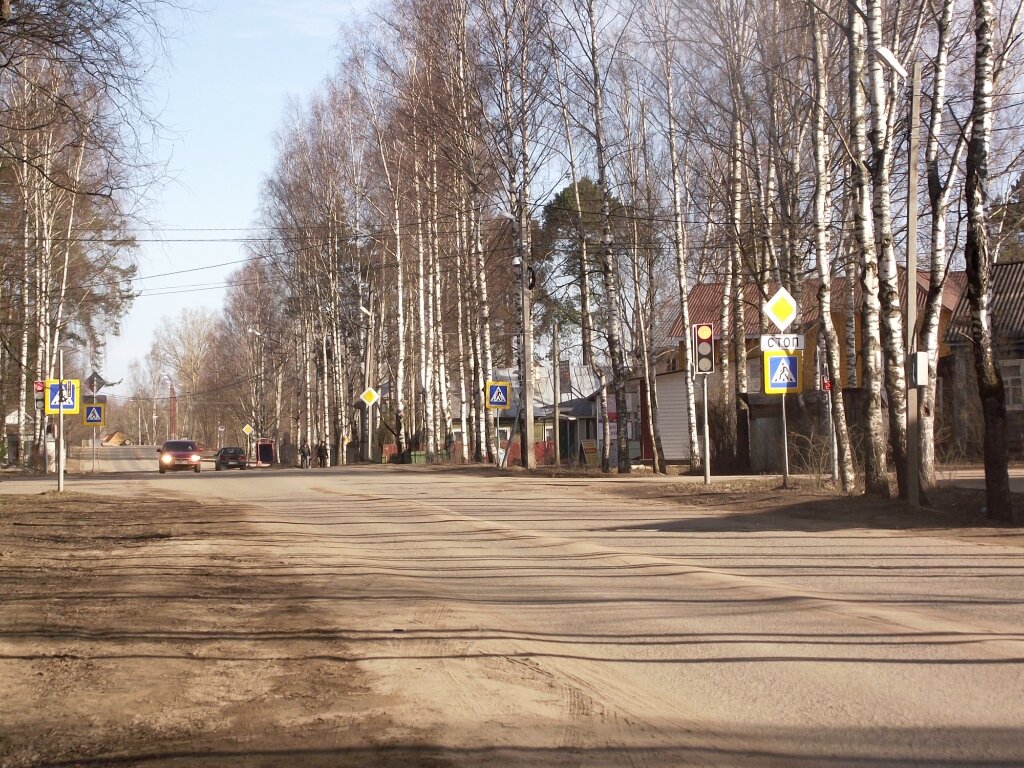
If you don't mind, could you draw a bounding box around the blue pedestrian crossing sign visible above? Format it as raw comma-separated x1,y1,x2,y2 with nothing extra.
486,380,511,410
44,378,80,415
83,403,105,427
763,352,803,395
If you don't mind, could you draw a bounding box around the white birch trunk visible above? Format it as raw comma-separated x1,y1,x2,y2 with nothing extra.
660,49,701,472
919,0,964,489
812,11,856,492
586,0,630,473
964,0,1014,521
866,0,909,497
850,0,890,495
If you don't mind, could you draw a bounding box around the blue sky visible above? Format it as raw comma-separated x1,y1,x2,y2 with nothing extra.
103,0,368,392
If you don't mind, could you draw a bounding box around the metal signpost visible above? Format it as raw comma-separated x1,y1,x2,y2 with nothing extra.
692,324,714,485
83,402,106,473
84,373,108,474
763,288,800,489
242,423,254,462
45,355,79,492
486,381,512,467
33,381,45,472
821,372,838,483
360,387,380,463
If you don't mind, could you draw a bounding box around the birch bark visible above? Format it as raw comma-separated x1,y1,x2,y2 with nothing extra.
865,0,909,497
919,0,965,489
586,0,630,473
963,0,1014,522
657,36,700,471
812,11,856,492
850,0,890,495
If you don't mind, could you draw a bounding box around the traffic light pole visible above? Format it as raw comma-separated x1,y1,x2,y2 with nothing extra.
702,374,710,485
693,323,715,486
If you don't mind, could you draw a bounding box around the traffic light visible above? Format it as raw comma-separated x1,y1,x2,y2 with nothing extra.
693,323,714,375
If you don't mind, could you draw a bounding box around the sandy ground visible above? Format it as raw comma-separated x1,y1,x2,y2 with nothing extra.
0,491,408,767
1,467,1023,767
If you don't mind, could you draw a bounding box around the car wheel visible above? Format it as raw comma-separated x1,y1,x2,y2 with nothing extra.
159,467,165,474
194,465,201,474
215,463,221,471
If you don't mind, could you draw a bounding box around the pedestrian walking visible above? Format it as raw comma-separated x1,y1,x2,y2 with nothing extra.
316,442,328,468
299,442,310,469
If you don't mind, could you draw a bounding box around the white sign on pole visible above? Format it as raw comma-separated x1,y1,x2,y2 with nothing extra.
759,334,806,352
764,287,798,332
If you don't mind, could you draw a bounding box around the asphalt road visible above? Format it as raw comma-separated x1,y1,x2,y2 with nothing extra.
3,466,1023,766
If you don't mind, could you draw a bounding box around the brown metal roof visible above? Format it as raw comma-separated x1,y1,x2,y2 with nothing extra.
946,262,1024,344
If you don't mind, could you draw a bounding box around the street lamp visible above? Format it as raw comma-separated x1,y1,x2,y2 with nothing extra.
876,46,923,507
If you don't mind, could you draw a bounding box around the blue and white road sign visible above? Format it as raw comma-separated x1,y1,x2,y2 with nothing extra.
83,403,105,426
486,380,511,410
44,379,80,415
763,352,802,395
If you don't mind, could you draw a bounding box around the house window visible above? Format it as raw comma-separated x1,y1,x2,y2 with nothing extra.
1000,359,1024,410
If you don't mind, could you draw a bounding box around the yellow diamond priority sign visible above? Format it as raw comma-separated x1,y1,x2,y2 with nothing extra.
360,387,380,407
765,287,798,332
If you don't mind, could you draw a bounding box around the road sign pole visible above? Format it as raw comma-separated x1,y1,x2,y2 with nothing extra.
58,350,64,493
92,426,97,473
363,403,375,463
781,392,790,489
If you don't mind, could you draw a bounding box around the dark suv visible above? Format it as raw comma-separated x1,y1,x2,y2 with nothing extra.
158,440,202,474
214,446,248,471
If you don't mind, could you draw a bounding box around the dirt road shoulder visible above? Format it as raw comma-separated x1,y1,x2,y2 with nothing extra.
0,492,413,768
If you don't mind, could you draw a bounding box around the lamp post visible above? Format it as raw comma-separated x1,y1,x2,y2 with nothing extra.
876,47,922,507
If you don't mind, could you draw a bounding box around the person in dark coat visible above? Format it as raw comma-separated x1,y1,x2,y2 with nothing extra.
299,442,310,468
316,442,328,468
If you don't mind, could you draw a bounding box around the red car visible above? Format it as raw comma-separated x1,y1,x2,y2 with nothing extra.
157,440,202,474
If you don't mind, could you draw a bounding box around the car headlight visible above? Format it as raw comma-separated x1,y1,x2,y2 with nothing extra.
191,454,201,462
161,454,172,463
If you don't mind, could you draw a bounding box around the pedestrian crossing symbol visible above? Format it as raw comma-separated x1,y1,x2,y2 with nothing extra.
83,403,105,427
486,380,511,409
763,352,802,395
44,379,80,415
